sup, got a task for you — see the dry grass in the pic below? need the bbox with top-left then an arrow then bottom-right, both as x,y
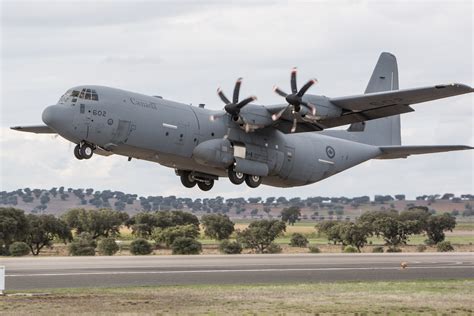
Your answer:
1,280 -> 473,315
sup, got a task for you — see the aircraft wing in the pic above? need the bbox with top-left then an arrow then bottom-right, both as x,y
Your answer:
376,145 -> 473,159
10,125 -> 56,134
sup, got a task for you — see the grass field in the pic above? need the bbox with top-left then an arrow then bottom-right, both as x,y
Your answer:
1,280 -> 473,315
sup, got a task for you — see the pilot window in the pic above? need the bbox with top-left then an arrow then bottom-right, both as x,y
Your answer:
78,88 -> 99,101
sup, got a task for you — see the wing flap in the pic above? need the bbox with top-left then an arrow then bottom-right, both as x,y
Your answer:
10,125 -> 56,134
376,145 -> 473,159
330,83 -> 473,111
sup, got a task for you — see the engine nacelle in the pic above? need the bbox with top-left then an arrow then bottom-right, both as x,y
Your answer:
192,139 -> 234,169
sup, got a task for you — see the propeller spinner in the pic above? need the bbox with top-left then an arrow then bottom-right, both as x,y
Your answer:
272,68 -> 318,132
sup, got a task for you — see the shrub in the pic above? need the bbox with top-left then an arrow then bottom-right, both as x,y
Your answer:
9,241 -> 30,256
308,245 -> 321,253
386,247 -> 402,253
219,240 -> 242,254
152,224 -> 200,247
343,246 -> 358,253
372,246 -> 384,253
265,243 -> 282,254
416,244 -> 427,252
68,232 -> 97,256
130,238 -> 153,255
171,237 -> 202,255
289,233 -> 309,247
98,237 -> 119,256
437,241 -> 454,252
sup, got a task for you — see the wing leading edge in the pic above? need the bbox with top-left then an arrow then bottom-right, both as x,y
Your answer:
10,125 -> 56,134
376,145 -> 473,159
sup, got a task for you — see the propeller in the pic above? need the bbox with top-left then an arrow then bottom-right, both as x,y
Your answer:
210,78 -> 257,122
272,68 -> 318,132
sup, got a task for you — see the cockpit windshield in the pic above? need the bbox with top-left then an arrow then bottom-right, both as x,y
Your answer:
58,88 -> 99,104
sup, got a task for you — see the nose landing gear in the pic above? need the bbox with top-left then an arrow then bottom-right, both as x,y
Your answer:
74,142 -> 94,160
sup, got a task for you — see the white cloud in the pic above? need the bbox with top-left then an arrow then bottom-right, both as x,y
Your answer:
1,1 -> 472,200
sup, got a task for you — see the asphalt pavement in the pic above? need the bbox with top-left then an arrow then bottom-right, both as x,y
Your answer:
2,253 -> 473,290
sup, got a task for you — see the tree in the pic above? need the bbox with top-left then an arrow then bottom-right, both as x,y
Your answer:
219,240 -> 242,254
0,208 -> 29,254
425,213 -> 456,244
126,212 -> 159,239
236,220 -> 286,253
340,223 -> 370,252
24,214 -> 72,255
152,224 -> 200,247
394,194 -> 406,201
155,210 -> 200,229
399,207 -> 431,234
62,209 -> 129,239
317,221 -> 344,245
98,237 -> 119,256
171,237 -> 202,255
130,238 -> 153,255
280,206 -> 301,226
372,217 -> 416,247
201,214 -> 234,240
289,233 -> 308,247
68,232 -> 97,256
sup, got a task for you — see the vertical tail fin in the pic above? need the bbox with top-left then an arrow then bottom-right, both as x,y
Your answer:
348,52 -> 401,146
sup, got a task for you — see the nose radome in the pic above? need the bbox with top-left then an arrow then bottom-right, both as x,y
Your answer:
42,105 -> 56,126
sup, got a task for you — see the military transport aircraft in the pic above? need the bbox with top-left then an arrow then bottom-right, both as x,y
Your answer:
11,52 -> 473,191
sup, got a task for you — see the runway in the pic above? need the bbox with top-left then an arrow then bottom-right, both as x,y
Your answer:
2,253 -> 473,290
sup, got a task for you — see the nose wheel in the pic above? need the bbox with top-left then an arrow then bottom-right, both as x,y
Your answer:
74,143 -> 94,160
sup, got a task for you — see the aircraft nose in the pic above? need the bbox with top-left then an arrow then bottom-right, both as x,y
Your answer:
42,105 -> 68,128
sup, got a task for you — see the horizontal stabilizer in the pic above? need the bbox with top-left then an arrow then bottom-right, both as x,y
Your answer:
10,125 -> 56,134
330,83 -> 473,111
377,145 -> 473,159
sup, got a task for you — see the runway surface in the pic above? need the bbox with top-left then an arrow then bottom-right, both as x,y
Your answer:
2,253 -> 473,290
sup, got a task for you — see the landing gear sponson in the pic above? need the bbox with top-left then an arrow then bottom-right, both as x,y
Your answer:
177,169 -> 262,190
74,142 -> 95,160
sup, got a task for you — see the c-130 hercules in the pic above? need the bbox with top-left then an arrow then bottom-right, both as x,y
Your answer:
12,53 -> 473,191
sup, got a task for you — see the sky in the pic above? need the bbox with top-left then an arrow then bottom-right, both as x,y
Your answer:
0,0 -> 472,200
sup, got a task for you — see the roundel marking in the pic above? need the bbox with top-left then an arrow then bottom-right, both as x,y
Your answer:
326,146 -> 335,159
107,118 -> 114,125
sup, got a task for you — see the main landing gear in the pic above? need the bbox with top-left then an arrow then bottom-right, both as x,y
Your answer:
179,170 -> 215,191
228,168 -> 262,188
74,142 -> 94,160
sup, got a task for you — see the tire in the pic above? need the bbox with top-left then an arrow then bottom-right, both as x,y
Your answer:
74,144 -> 83,160
228,169 -> 245,185
180,172 -> 196,188
198,180 -> 214,191
245,175 -> 262,188
80,144 -> 94,159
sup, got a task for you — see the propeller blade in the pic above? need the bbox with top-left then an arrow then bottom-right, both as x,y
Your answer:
244,123 -> 251,133
217,88 -> 230,105
233,77 -> 242,104
272,107 -> 287,121
236,96 -> 256,109
305,102 -> 317,116
297,79 -> 318,97
291,118 -> 297,133
290,67 -> 298,94
273,85 -> 288,98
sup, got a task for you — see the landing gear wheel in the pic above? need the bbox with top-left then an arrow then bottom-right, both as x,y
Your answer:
245,175 -> 262,188
198,180 -> 214,191
80,144 -> 94,159
228,169 -> 245,185
74,144 -> 83,160
180,172 -> 196,188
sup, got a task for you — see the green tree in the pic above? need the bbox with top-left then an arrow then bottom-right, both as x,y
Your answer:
62,208 -> 129,239
9,241 -> 30,256
340,222 -> 370,252
24,214 -> 72,255
130,238 -> 153,255
237,220 -> 286,253
280,206 -> 301,225
126,212 -> 159,239
98,237 -> 119,256
152,224 -> 199,247
289,233 -> 308,247
317,221 -> 345,245
155,210 -> 200,229
425,213 -> 456,244
171,237 -> 202,255
219,240 -> 242,254
0,208 -> 29,255
399,207 -> 431,234
68,232 -> 97,256
201,214 -> 234,240
372,217 -> 416,247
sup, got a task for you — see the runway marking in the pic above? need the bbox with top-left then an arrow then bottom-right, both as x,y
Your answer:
6,265 -> 473,277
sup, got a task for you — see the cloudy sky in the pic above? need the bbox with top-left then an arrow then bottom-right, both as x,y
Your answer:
1,0 -> 472,200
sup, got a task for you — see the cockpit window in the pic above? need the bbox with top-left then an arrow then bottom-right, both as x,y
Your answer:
59,88 -> 99,104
